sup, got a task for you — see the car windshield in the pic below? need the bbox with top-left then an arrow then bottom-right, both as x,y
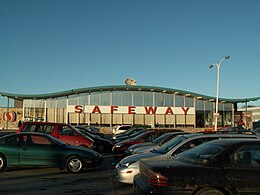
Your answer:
151,133 -> 169,144
176,142 -> 228,165
132,131 -> 152,140
71,125 -> 94,142
128,130 -> 144,138
153,135 -> 187,154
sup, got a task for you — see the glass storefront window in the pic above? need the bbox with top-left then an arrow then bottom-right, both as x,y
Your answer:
224,103 -> 233,111
24,100 -> 34,107
144,91 -> 153,106
175,95 -> 184,107
122,91 -> 132,106
112,91 -> 121,106
196,99 -> 204,111
155,92 -> 164,106
101,91 -> 110,106
68,95 -> 78,105
79,93 -> 89,105
185,97 -> 194,107
133,91 -> 143,106
165,94 -> 174,107
90,92 -> 99,105
205,101 -> 214,111
57,97 -> 67,108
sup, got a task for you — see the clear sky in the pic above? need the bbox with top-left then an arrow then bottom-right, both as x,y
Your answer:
1,0 -> 260,107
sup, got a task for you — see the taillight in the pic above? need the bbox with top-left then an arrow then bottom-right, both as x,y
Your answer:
140,162 -> 168,187
147,173 -> 168,187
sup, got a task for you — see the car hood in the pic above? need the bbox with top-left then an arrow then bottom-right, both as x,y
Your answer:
116,138 -> 138,145
64,144 -> 102,157
120,150 -> 163,164
134,145 -> 159,154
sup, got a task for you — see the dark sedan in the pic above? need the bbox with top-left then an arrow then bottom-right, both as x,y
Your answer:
75,125 -> 105,138
112,130 -> 164,158
0,132 -> 103,173
76,128 -> 114,153
124,131 -> 186,156
111,128 -> 146,144
134,139 -> 260,195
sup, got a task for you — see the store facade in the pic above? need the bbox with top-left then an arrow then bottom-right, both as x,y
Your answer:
1,85 -> 258,129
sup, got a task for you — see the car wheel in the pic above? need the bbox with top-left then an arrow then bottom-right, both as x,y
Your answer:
0,154 -> 7,171
66,156 -> 84,173
196,187 -> 225,195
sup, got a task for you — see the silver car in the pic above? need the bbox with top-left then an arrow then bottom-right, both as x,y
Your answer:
124,131 -> 186,156
132,132 -> 189,155
115,133 -> 259,184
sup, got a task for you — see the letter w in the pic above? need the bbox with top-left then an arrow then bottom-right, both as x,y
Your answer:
144,107 -> 157,114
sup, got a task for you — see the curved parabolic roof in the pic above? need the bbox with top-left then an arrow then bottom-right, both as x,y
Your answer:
0,85 -> 259,103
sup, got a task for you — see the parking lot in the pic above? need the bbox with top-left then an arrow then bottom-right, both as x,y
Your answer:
0,153 -> 133,195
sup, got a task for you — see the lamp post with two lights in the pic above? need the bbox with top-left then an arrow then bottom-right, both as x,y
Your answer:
209,56 -> 230,131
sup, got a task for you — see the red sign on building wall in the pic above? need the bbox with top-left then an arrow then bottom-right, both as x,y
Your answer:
2,112 -> 17,122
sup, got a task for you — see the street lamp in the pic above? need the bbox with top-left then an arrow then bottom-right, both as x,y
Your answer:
209,56 -> 230,131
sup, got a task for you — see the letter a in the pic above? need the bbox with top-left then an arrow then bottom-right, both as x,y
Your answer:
92,106 -> 101,114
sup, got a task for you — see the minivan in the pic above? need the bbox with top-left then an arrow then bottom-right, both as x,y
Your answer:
17,122 -> 94,148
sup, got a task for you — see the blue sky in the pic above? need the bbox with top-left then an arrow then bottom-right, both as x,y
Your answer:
0,0 -> 260,107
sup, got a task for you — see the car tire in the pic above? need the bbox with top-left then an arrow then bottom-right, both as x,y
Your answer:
0,154 -> 7,172
196,187 -> 225,195
66,156 -> 84,173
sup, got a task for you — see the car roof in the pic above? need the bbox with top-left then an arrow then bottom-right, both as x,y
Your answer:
22,121 -> 67,125
1,132 -> 52,139
205,138 -> 260,145
180,132 -> 258,139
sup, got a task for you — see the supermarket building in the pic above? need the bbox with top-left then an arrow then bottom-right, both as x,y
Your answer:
0,85 -> 259,129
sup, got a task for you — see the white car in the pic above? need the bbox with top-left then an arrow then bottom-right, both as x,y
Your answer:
112,125 -> 132,134
115,133 -> 259,184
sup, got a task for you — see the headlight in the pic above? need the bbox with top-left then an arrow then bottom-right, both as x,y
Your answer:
115,143 -> 124,148
122,161 -> 136,168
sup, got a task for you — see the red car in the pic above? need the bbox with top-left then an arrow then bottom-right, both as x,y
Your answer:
112,130 -> 164,158
17,122 -> 94,149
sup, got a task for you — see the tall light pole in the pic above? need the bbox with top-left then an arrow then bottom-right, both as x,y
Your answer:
209,56 -> 230,131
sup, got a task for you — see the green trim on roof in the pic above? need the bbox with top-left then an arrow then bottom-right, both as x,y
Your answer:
0,85 -> 259,103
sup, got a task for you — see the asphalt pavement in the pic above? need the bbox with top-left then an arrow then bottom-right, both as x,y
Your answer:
0,154 -> 133,195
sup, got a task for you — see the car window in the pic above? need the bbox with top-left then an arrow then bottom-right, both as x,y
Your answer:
144,133 -> 156,141
5,135 -> 19,146
20,124 -> 55,134
58,125 -> 77,136
177,142 -> 226,165
172,138 -> 208,156
21,135 -> 52,146
154,136 -> 186,154
227,144 -> 260,168
21,124 -> 37,132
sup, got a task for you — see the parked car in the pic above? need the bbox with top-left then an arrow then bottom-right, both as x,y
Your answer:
115,132 -> 259,184
112,129 -> 147,144
17,122 -> 94,149
112,125 -> 132,134
253,126 -> 260,134
0,132 -> 103,173
134,138 -> 260,194
220,126 -> 256,134
124,131 -> 187,156
75,125 -> 105,138
112,131 -> 164,158
76,127 -> 114,153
